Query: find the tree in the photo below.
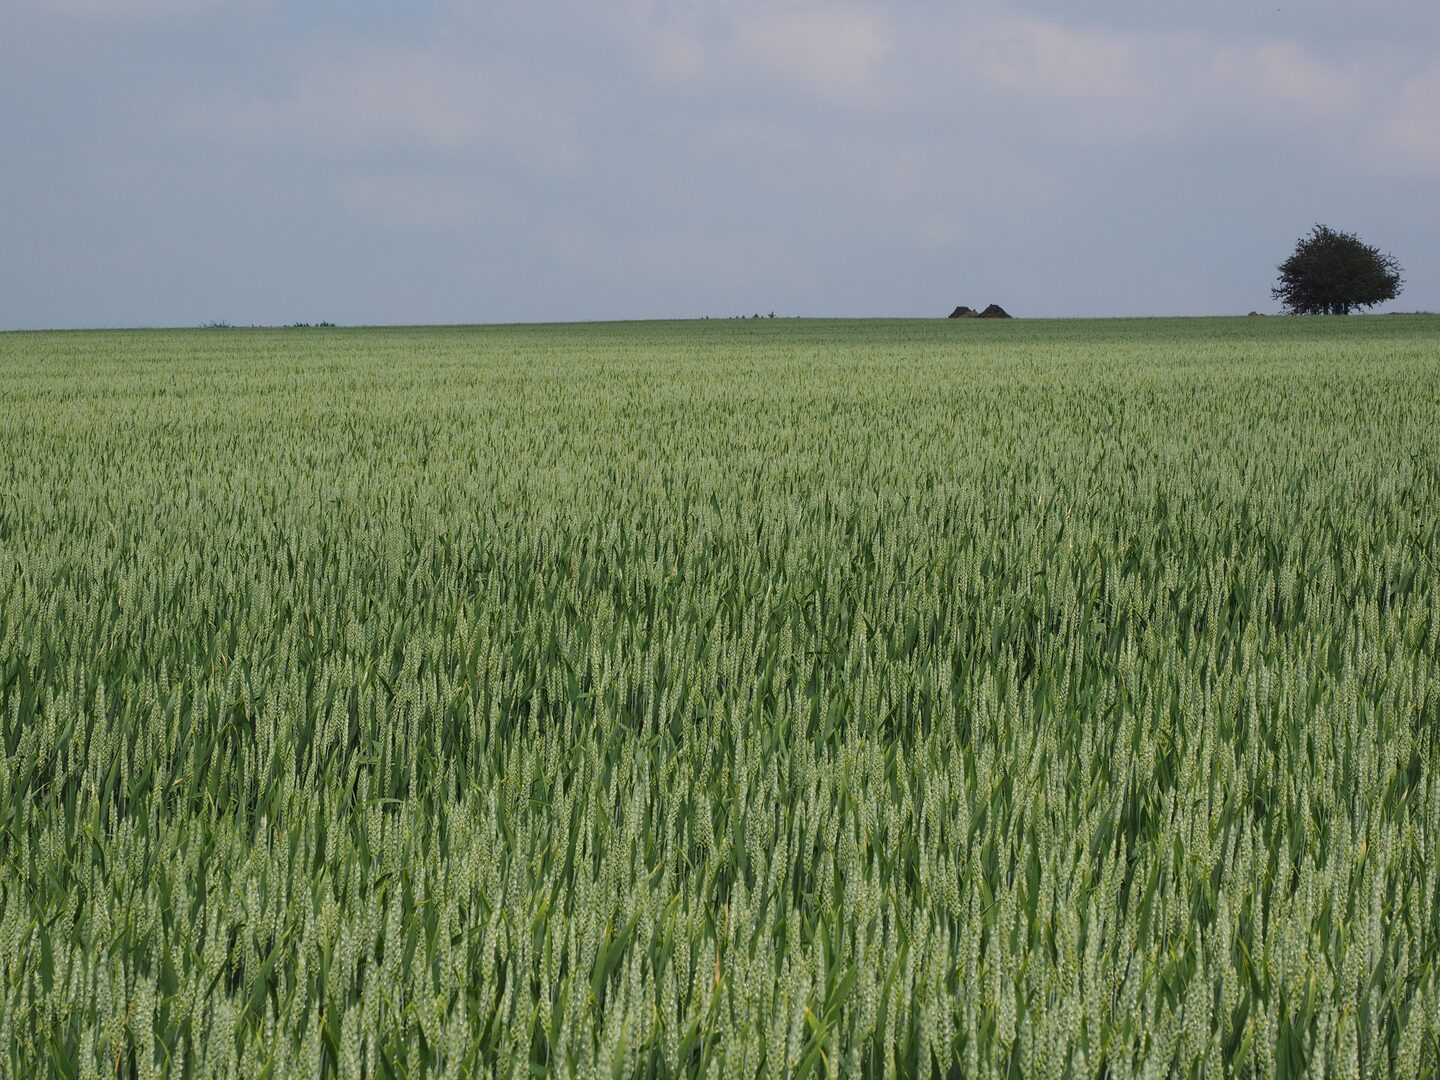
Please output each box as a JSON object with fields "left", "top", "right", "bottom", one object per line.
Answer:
{"left": 1272, "top": 225, "right": 1403, "bottom": 315}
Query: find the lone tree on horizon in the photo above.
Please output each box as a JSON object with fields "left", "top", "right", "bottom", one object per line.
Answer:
{"left": 1272, "top": 225, "right": 1403, "bottom": 315}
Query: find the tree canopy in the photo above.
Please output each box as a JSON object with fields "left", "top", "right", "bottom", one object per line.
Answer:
{"left": 1272, "top": 225, "right": 1403, "bottom": 315}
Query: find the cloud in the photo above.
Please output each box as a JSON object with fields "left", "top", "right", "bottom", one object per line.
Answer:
{"left": 966, "top": 15, "right": 1151, "bottom": 105}
{"left": 908, "top": 210, "right": 968, "bottom": 252}
{"left": 732, "top": 7, "right": 894, "bottom": 107}
{"left": 1198, "top": 39, "right": 1371, "bottom": 128}
{"left": 699, "top": 118, "right": 810, "bottom": 158}
{"left": 334, "top": 173, "right": 496, "bottom": 231}
{"left": 880, "top": 9, "right": 1407, "bottom": 161}
{"left": 619, "top": 3, "right": 708, "bottom": 84}
{"left": 547, "top": 218, "right": 810, "bottom": 291}
{"left": 870, "top": 140, "right": 1060, "bottom": 210}
{"left": 10, "top": 1, "right": 1438, "bottom": 327}
{"left": 10, "top": 0, "right": 225, "bottom": 17}
{"left": 610, "top": 3, "right": 1388, "bottom": 148}
{"left": 1374, "top": 57, "right": 1440, "bottom": 176}
{"left": 612, "top": 2, "right": 895, "bottom": 107}
{"left": 193, "top": 45, "right": 584, "bottom": 173}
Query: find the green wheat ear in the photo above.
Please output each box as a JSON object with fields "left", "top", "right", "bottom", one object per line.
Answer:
{"left": 0, "top": 315, "right": 1437, "bottom": 1076}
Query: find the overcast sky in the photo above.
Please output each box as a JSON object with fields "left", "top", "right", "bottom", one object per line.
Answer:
{"left": 3, "top": 1, "right": 1437, "bottom": 328}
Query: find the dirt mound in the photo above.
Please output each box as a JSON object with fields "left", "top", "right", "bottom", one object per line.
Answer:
{"left": 977, "top": 304, "right": 1011, "bottom": 318}
{"left": 948, "top": 305, "right": 978, "bottom": 318}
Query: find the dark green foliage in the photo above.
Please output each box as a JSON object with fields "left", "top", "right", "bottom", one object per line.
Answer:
{"left": 1272, "top": 224, "right": 1404, "bottom": 315}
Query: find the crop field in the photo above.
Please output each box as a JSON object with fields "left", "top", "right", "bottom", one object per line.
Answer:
{"left": 1, "top": 315, "right": 1439, "bottom": 1077}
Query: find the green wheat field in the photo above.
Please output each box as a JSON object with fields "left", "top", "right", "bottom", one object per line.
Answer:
{"left": 2, "top": 316, "right": 1438, "bottom": 1078}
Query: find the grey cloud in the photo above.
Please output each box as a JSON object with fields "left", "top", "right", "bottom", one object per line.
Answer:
{"left": 2, "top": 0, "right": 1435, "bottom": 328}
{"left": 334, "top": 173, "right": 503, "bottom": 231}
{"left": 1376, "top": 58, "right": 1440, "bottom": 177}
{"left": 611, "top": 2, "right": 897, "bottom": 107}
{"left": 190, "top": 45, "right": 586, "bottom": 173}
{"left": 6, "top": 0, "right": 227, "bottom": 16}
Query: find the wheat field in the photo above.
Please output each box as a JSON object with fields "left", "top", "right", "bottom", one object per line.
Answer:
{"left": 1, "top": 316, "right": 1438, "bottom": 1077}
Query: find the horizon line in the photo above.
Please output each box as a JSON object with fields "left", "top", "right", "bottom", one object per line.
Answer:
{"left": 6, "top": 311, "right": 1438, "bottom": 334}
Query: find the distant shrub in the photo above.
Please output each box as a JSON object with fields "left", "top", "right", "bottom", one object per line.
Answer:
{"left": 1273, "top": 224, "right": 1403, "bottom": 314}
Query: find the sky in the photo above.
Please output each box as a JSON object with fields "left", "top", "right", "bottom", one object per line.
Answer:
{"left": 3, "top": 1, "right": 1438, "bottom": 328}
